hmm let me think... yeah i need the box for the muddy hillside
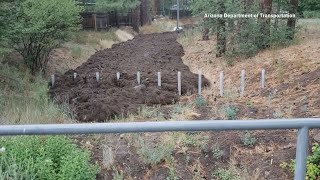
[50,32,209,122]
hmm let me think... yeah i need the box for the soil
[50,32,209,122]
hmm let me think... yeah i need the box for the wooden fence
[80,10,135,31]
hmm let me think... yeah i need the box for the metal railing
[1,118,320,180]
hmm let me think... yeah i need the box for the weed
[136,136,174,166]
[0,136,98,179]
[212,168,238,180]
[281,143,320,180]
[241,131,257,147]
[194,96,207,107]
[166,156,178,180]
[273,109,284,118]
[221,105,239,120]
[0,64,74,124]
[71,46,82,58]
[212,144,225,159]
[112,167,124,180]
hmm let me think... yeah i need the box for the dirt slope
[50,32,209,122]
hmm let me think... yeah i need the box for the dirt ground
[50,32,209,122]
[49,19,320,180]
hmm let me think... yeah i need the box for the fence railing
[1,118,319,179]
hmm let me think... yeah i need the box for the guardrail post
[294,126,309,180]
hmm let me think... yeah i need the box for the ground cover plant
[0,136,98,179]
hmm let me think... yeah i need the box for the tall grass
[0,63,74,124]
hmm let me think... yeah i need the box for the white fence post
[240,70,245,97]
[198,71,202,96]
[261,69,266,88]
[178,71,181,96]
[96,72,100,81]
[137,71,141,85]
[219,71,224,97]
[157,72,161,87]
[51,74,55,87]
[73,73,77,80]
[116,72,120,80]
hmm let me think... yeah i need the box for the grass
[135,135,174,166]
[0,63,74,124]
[71,30,119,45]
[0,136,98,179]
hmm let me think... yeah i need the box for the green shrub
[303,11,320,18]
[0,63,74,124]
[137,137,174,166]
[241,131,257,147]
[0,136,99,179]
[212,144,225,159]
[212,168,238,180]
[221,105,239,120]
[281,143,320,180]
[194,96,207,107]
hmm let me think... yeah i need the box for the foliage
[281,143,320,180]
[0,136,99,179]
[190,0,295,58]
[299,0,320,13]
[212,144,225,159]
[95,0,140,12]
[0,63,74,124]
[136,136,174,166]
[166,156,178,180]
[241,131,257,147]
[212,168,239,180]
[221,105,239,120]
[303,11,320,18]
[194,95,207,107]
[6,0,82,74]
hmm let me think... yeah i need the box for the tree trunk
[140,0,150,26]
[202,18,209,41]
[132,5,141,33]
[287,0,298,40]
[259,0,272,49]
[216,0,226,57]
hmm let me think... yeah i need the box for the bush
[281,143,320,180]
[0,63,74,124]
[0,136,99,179]
[303,11,320,18]
[212,144,225,159]
[6,0,82,74]
[241,131,257,147]
[194,96,207,107]
[221,105,239,120]
[136,137,174,166]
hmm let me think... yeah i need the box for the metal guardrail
[1,118,320,180]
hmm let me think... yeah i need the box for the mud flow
[50,32,209,122]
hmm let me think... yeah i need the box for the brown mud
[50,32,209,122]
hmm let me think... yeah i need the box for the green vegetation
[241,131,257,147]
[95,0,140,12]
[281,143,320,180]
[2,0,82,74]
[213,168,240,180]
[221,105,239,120]
[194,95,207,107]
[190,0,298,58]
[136,136,174,166]
[0,63,73,124]
[0,136,98,179]
[212,144,225,159]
